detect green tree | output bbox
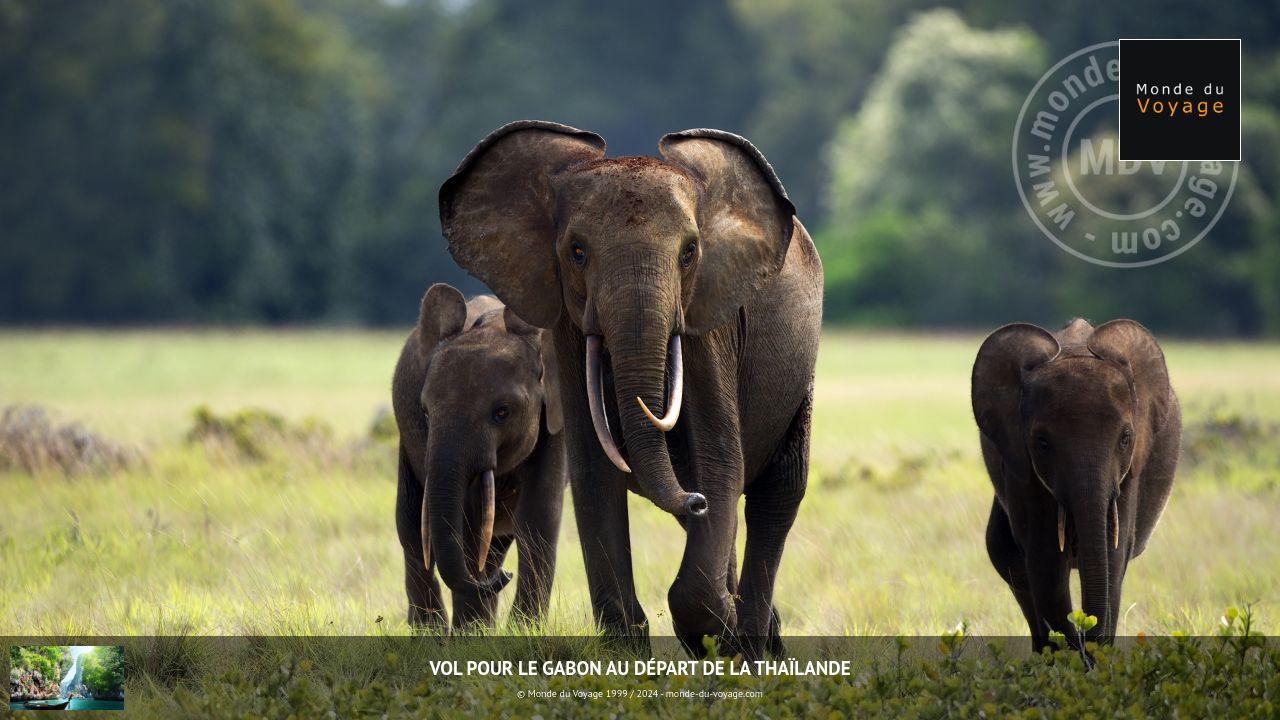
[821,10,1052,326]
[80,646,125,695]
[730,0,932,221]
[0,0,375,323]
[9,646,64,684]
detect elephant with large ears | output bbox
[439,121,823,658]
[392,283,567,630]
[972,318,1181,650]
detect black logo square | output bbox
[1119,39,1240,161]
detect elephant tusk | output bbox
[636,335,683,432]
[1110,497,1120,550]
[1057,504,1066,553]
[476,469,496,575]
[586,335,631,473]
[420,483,431,571]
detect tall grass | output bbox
[1,330,1278,637]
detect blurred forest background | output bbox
[1,0,1278,335]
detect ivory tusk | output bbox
[636,335,683,432]
[420,485,431,571]
[1110,497,1120,550]
[476,469,495,574]
[586,335,631,472]
[1057,504,1066,553]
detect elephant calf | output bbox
[972,318,1180,649]
[392,283,566,629]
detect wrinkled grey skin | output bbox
[972,318,1180,650]
[392,283,566,630]
[438,121,823,659]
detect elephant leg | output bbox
[569,455,647,644]
[667,370,746,658]
[402,550,446,631]
[396,445,447,630]
[512,432,567,625]
[735,390,811,661]
[452,535,514,629]
[1107,558,1129,641]
[715,525,754,659]
[985,498,1036,645]
[669,485,741,657]
[1023,525,1073,652]
[556,323,647,647]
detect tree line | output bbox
[1,0,1277,334]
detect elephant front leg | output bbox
[669,483,741,657]
[396,446,447,630]
[668,374,746,657]
[511,433,567,625]
[557,322,647,647]
[401,550,447,631]
[985,498,1037,645]
[735,390,811,661]
[1023,526,1073,651]
[569,454,648,645]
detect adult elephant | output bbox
[439,121,823,657]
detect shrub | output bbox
[0,405,140,476]
[184,405,393,472]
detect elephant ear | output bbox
[440,121,607,329]
[1088,319,1173,461]
[501,306,562,435]
[418,284,468,362]
[971,323,1061,480]
[658,129,796,334]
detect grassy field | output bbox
[1,328,1278,639]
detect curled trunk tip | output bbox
[684,492,708,517]
[428,467,510,597]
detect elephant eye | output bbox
[1119,430,1132,451]
[570,241,587,266]
[1036,435,1050,451]
[491,403,511,424]
[680,240,697,268]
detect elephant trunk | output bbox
[584,257,705,517]
[611,341,705,517]
[1073,486,1113,644]
[425,443,509,596]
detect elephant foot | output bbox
[718,609,783,663]
[407,605,448,633]
[767,606,784,658]
[669,582,736,659]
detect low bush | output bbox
[0,405,140,476]
[185,405,393,472]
